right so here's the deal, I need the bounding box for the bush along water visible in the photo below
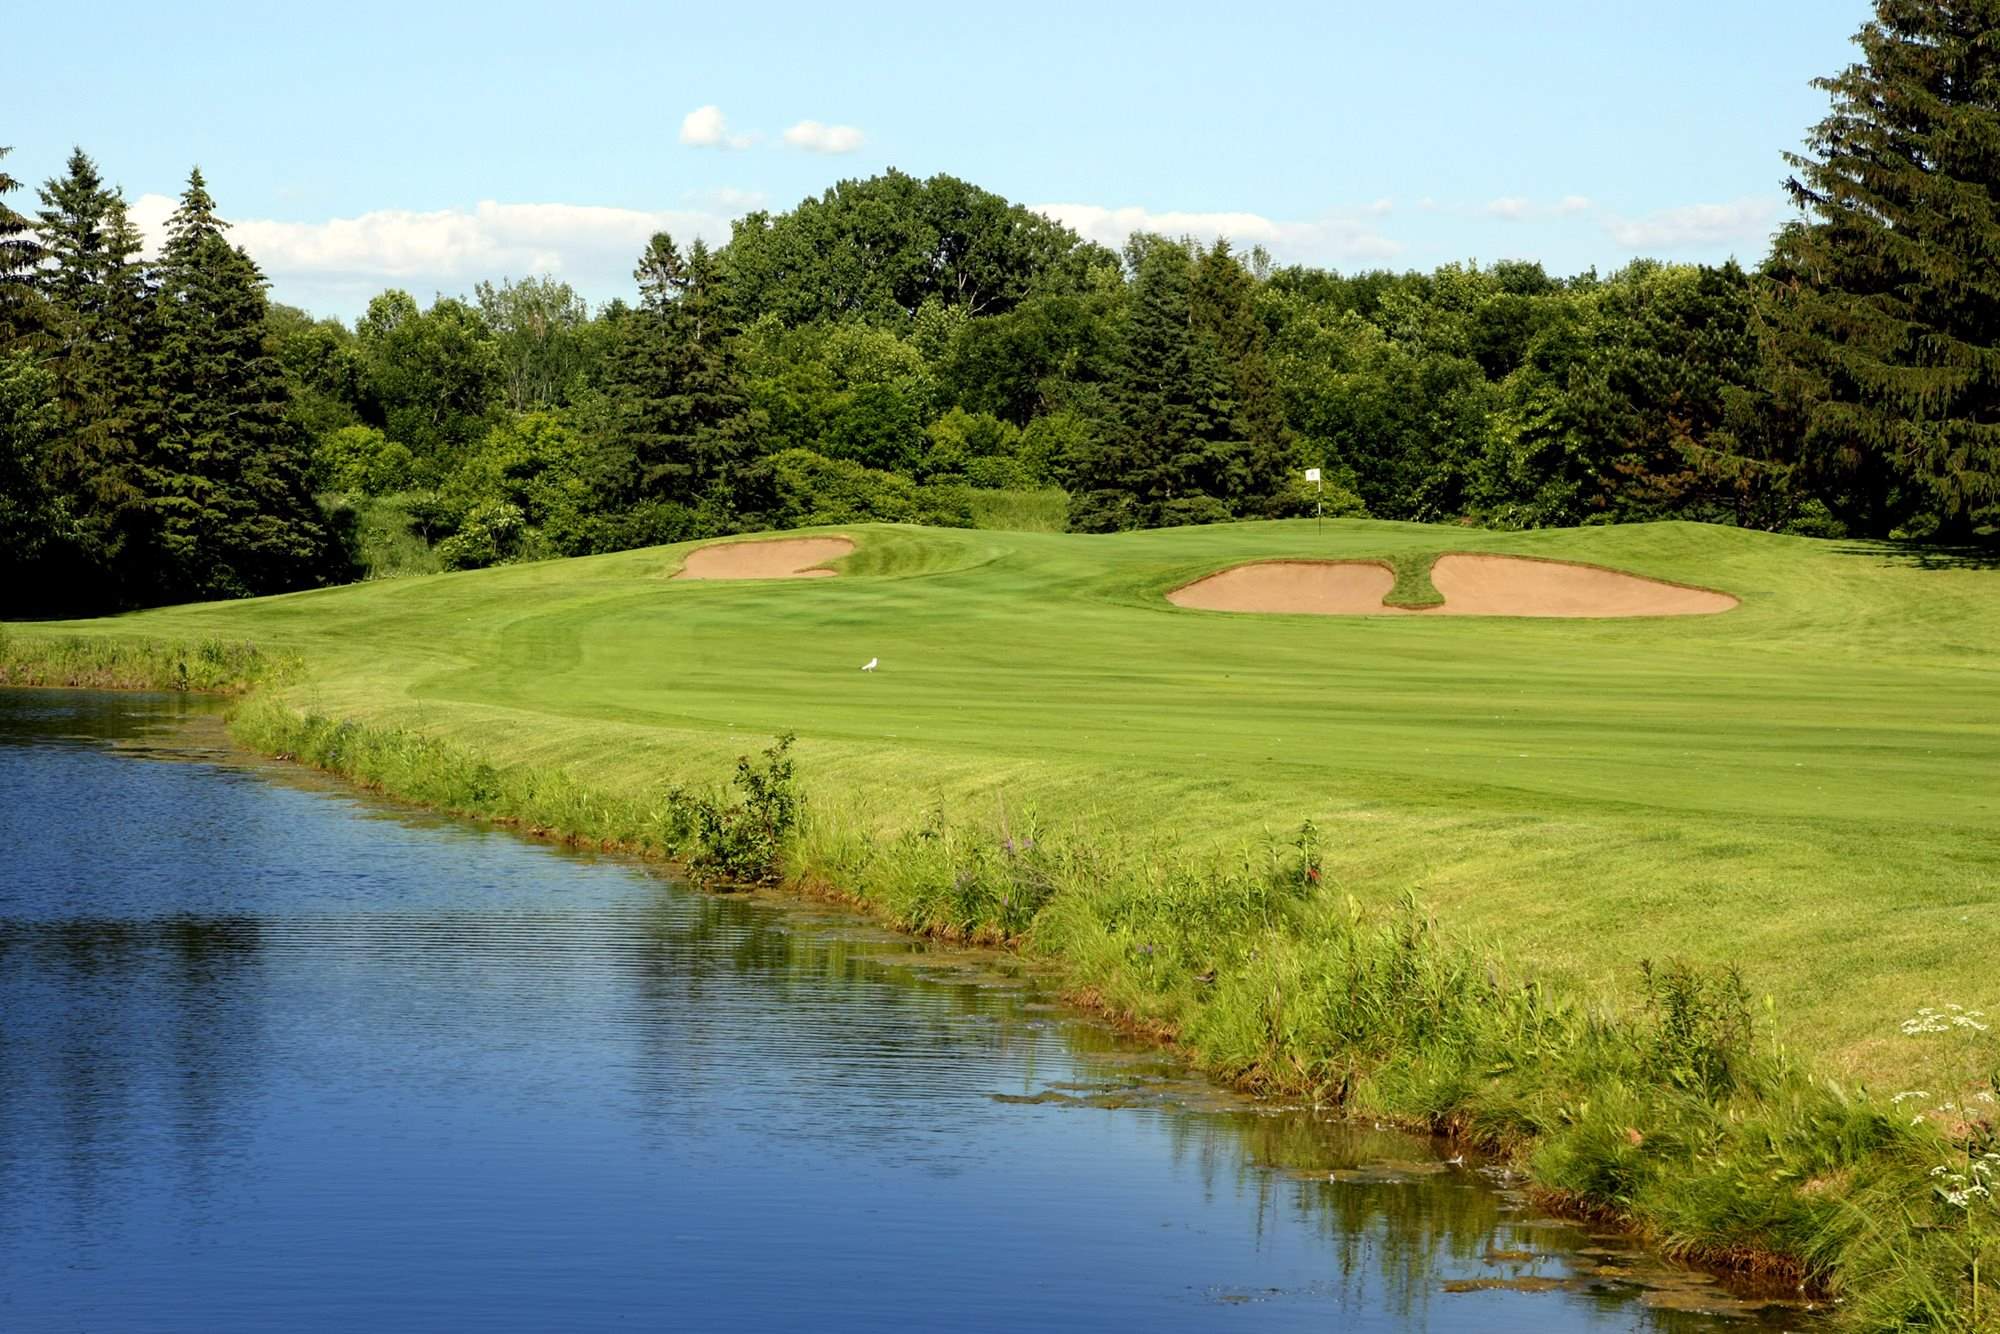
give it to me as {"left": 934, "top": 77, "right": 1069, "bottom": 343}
{"left": 227, "top": 705, "right": 1995, "bottom": 1329}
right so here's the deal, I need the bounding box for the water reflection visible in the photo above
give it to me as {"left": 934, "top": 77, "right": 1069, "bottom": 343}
{"left": 0, "top": 690, "right": 1811, "bottom": 1332}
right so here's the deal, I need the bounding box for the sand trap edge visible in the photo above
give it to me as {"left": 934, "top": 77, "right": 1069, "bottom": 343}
{"left": 669, "top": 536, "right": 858, "bottom": 581}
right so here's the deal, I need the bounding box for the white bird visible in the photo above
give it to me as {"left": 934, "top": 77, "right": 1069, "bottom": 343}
{"left": 861, "top": 658, "right": 879, "bottom": 672}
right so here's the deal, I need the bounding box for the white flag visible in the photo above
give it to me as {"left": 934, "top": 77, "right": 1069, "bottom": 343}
{"left": 1304, "top": 467, "right": 1321, "bottom": 483}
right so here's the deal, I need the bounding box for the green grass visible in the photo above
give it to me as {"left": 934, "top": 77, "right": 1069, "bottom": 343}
{"left": 13, "top": 518, "right": 1995, "bottom": 1087}
{"left": 965, "top": 485, "right": 1070, "bottom": 532}
{"left": 15, "top": 516, "right": 1999, "bottom": 1321}
{"left": 19, "top": 520, "right": 2000, "bottom": 1088}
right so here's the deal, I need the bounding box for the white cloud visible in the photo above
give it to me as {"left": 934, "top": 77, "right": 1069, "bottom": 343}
{"left": 1031, "top": 202, "right": 1401, "bottom": 265}
{"left": 1602, "top": 197, "right": 1778, "bottom": 251}
{"left": 782, "top": 120, "right": 866, "bottom": 154}
{"left": 1485, "top": 195, "right": 1593, "bottom": 222}
{"left": 128, "top": 195, "right": 745, "bottom": 314}
{"left": 679, "top": 105, "right": 757, "bottom": 150}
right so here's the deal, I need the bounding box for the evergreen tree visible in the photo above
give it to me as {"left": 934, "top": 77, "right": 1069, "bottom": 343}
{"left": 149, "top": 168, "right": 326, "bottom": 598}
{"left": 34, "top": 149, "right": 152, "bottom": 598}
{"left": 1765, "top": 0, "right": 2000, "bottom": 536}
{"left": 1191, "top": 240, "right": 1292, "bottom": 514}
{"left": 604, "top": 232, "right": 762, "bottom": 507}
{"left": 0, "top": 146, "right": 42, "bottom": 345}
{"left": 1072, "top": 240, "right": 1246, "bottom": 530}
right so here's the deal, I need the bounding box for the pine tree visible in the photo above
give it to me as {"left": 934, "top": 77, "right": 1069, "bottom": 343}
{"left": 1765, "top": 0, "right": 2000, "bottom": 536}
{"left": 149, "top": 168, "right": 326, "bottom": 598}
{"left": 605, "top": 232, "right": 761, "bottom": 507}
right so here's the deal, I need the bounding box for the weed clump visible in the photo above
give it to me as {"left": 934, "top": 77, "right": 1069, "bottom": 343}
{"left": 667, "top": 733, "right": 804, "bottom": 889}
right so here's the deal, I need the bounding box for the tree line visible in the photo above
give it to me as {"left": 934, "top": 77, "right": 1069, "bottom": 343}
{"left": 2, "top": 0, "right": 1994, "bottom": 612}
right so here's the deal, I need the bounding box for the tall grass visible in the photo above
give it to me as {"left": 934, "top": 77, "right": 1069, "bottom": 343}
{"left": 966, "top": 486, "right": 1070, "bottom": 532}
{"left": 223, "top": 697, "right": 1997, "bottom": 1328}
{"left": 0, "top": 630, "right": 294, "bottom": 693}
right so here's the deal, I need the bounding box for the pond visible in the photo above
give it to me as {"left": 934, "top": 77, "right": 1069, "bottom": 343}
{"left": 0, "top": 690, "right": 1813, "bottom": 1331}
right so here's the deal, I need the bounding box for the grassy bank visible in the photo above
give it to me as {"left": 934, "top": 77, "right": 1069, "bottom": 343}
{"left": 8, "top": 517, "right": 1998, "bottom": 1324}
{"left": 0, "top": 628, "right": 294, "bottom": 693}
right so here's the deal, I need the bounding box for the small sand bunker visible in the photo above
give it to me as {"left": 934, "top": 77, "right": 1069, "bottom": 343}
{"left": 671, "top": 537, "right": 855, "bottom": 581}
{"left": 1167, "top": 561, "right": 1399, "bottom": 615}
{"left": 1167, "top": 554, "right": 1736, "bottom": 618}
{"left": 1426, "top": 554, "right": 1737, "bottom": 617}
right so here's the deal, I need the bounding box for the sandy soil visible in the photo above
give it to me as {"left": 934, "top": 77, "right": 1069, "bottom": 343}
{"left": 1167, "top": 555, "right": 1737, "bottom": 618}
{"left": 1166, "top": 561, "right": 1401, "bottom": 614}
{"left": 1424, "top": 554, "right": 1738, "bottom": 617}
{"left": 671, "top": 537, "right": 856, "bottom": 581}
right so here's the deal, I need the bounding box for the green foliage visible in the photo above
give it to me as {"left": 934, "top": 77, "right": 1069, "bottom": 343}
{"left": 148, "top": 170, "right": 329, "bottom": 600}
{"left": 314, "top": 425, "right": 416, "bottom": 495}
{"left": 965, "top": 486, "right": 1068, "bottom": 532}
{"left": 0, "top": 352, "right": 69, "bottom": 586}
{"left": 721, "top": 169, "right": 1113, "bottom": 324}
{"left": 355, "top": 290, "right": 501, "bottom": 464}
{"left": 759, "top": 448, "right": 973, "bottom": 528}
{"left": 1766, "top": 0, "right": 2000, "bottom": 538}
{"left": 667, "top": 733, "right": 805, "bottom": 888}
{"left": 474, "top": 275, "right": 601, "bottom": 412}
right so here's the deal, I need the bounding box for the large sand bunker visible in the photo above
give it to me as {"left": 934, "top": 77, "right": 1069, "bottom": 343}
{"left": 671, "top": 537, "right": 855, "bottom": 581}
{"left": 1426, "top": 554, "right": 1737, "bottom": 617}
{"left": 1169, "top": 554, "right": 1736, "bottom": 618}
{"left": 1168, "top": 561, "right": 1400, "bottom": 615}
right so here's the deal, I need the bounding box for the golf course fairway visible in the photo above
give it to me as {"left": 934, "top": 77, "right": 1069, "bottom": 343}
{"left": 8, "top": 516, "right": 1996, "bottom": 1091}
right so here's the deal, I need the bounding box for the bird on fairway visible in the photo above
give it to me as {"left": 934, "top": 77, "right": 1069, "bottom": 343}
{"left": 861, "top": 658, "right": 878, "bottom": 672}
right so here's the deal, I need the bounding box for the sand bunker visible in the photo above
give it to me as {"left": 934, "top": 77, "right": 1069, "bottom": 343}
{"left": 1425, "top": 554, "right": 1737, "bottom": 617}
{"left": 1168, "top": 555, "right": 1736, "bottom": 618}
{"left": 1168, "top": 561, "right": 1400, "bottom": 615}
{"left": 671, "top": 537, "right": 855, "bottom": 581}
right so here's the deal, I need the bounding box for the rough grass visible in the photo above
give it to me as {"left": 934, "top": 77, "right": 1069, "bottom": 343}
{"left": 966, "top": 486, "right": 1070, "bottom": 532}
{"left": 0, "top": 628, "right": 294, "bottom": 693}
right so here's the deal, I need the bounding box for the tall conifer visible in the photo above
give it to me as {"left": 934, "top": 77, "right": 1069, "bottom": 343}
{"left": 149, "top": 168, "right": 325, "bottom": 598}
{"left": 605, "top": 232, "right": 760, "bottom": 506}
{"left": 0, "top": 146, "right": 42, "bottom": 345}
{"left": 1765, "top": 0, "right": 2000, "bottom": 534}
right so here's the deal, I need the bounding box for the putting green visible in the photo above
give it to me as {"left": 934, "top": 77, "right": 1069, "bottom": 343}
{"left": 20, "top": 518, "right": 1999, "bottom": 1084}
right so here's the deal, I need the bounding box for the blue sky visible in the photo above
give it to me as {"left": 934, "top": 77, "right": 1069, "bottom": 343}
{"left": 10, "top": 0, "right": 1874, "bottom": 318}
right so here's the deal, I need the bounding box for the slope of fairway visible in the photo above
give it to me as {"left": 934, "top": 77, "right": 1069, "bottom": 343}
{"left": 17, "top": 518, "right": 1999, "bottom": 1084}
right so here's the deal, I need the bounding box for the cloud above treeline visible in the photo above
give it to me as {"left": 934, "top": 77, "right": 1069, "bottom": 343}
{"left": 127, "top": 194, "right": 736, "bottom": 312}
{"left": 677, "top": 105, "right": 866, "bottom": 155}
{"left": 1600, "top": 197, "right": 1778, "bottom": 249}
{"left": 1033, "top": 202, "right": 1404, "bottom": 265}
{"left": 119, "top": 184, "right": 1787, "bottom": 319}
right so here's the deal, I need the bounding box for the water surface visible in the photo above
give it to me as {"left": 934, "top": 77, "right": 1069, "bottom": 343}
{"left": 0, "top": 690, "right": 1811, "bottom": 1331}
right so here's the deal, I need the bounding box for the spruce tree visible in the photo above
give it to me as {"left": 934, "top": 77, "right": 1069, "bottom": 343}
{"left": 605, "top": 232, "right": 761, "bottom": 507}
{"left": 149, "top": 168, "right": 326, "bottom": 598}
{"left": 34, "top": 149, "right": 152, "bottom": 599}
{"left": 1765, "top": 0, "right": 2000, "bottom": 535}
{"left": 1073, "top": 240, "right": 1247, "bottom": 530}
{"left": 0, "top": 146, "right": 42, "bottom": 345}
{"left": 1191, "top": 240, "right": 1293, "bottom": 515}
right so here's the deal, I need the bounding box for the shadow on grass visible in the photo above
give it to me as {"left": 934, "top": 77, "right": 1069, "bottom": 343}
{"left": 1828, "top": 535, "right": 2000, "bottom": 572}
